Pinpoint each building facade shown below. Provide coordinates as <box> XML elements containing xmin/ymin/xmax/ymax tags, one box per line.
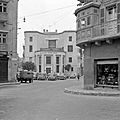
<box><xmin>0</xmin><ymin>0</ymin><xmax>18</xmax><ymax>82</ymax></box>
<box><xmin>24</xmin><ymin>30</ymin><xmax>80</xmax><ymax>75</ymax></box>
<box><xmin>75</xmin><ymin>0</ymin><xmax>120</xmax><ymax>89</ymax></box>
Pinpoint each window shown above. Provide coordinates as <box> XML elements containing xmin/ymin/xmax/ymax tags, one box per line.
<box><xmin>39</xmin><ymin>56</ymin><xmax>41</xmax><ymax>64</ymax></box>
<box><xmin>69</xmin><ymin>57</ymin><xmax>72</xmax><ymax>63</ymax></box>
<box><xmin>29</xmin><ymin>37</ymin><xmax>33</xmax><ymax>42</ymax></box>
<box><xmin>56</xmin><ymin>65</ymin><xmax>59</xmax><ymax>73</ymax></box>
<box><xmin>77</xmin><ymin>20</ymin><xmax>81</xmax><ymax>28</ymax></box>
<box><xmin>81</xmin><ymin>31</ymin><xmax>85</xmax><ymax>38</ymax></box>
<box><xmin>68</xmin><ymin>45</ymin><xmax>73</xmax><ymax>52</ymax></box>
<box><xmin>71</xmin><ymin>67</ymin><xmax>73</xmax><ymax>71</ymax></box>
<box><xmin>46</xmin><ymin>56</ymin><xmax>51</xmax><ymax>65</ymax></box>
<box><xmin>100</xmin><ymin>8</ymin><xmax>105</xmax><ymax>25</ymax></box>
<box><xmin>29</xmin><ymin>45</ymin><xmax>33</xmax><ymax>52</ymax></box>
<box><xmin>29</xmin><ymin>57</ymin><xmax>32</xmax><ymax>62</ymax></box>
<box><xmin>0</xmin><ymin>2</ymin><xmax>7</xmax><ymax>12</ymax></box>
<box><xmin>117</xmin><ymin>3</ymin><xmax>120</xmax><ymax>22</ymax></box>
<box><xmin>39</xmin><ymin>65</ymin><xmax>41</xmax><ymax>72</ymax></box>
<box><xmin>69</xmin><ymin>36</ymin><xmax>72</xmax><ymax>41</ymax></box>
<box><xmin>48</xmin><ymin>40</ymin><xmax>56</xmax><ymax>48</ymax></box>
<box><xmin>81</xmin><ymin>18</ymin><xmax>86</xmax><ymax>28</ymax></box>
<box><xmin>87</xmin><ymin>16</ymin><xmax>91</xmax><ymax>25</ymax></box>
<box><xmin>0</xmin><ymin>33</ymin><xmax>7</xmax><ymax>44</ymax></box>
<box><xmin>56</xmin><ymin>56</ymin><xmax>59</xmax><ymax>64</ymax></box>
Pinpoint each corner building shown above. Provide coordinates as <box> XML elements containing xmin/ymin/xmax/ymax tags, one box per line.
<box><xmin>0</xmin><ymin>0</ymin><xmax>18</xmax><ymax>82</ymax></box>
<box><xmin>24</xmin><ymin>30</ymin><xmax>80</xmax><ymax>75</ymax></box>
<box><xmin>75</xmin><ymin>0</ymin><xmax>120</xmax><ymax>89</ymax></box>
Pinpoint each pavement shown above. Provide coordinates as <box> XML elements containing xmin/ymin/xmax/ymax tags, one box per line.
<box><xmin>64</xmin><ymin>76</ymin><xmax>120</xmax><ymax>97</ymax></box>
<box><xmin>0</xmin><ymin>81</ymin><xmax>20</xmax><ymax>87</ymax></box>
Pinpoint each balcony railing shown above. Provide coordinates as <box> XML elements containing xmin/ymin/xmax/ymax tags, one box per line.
<box><xmin>0</xmin><ymin>12</ymin><xmax>8</xmax><ymax>22</ymax></box>
<box><xmin>0</xmin><ymin>44</ymin><xmax>8</xmax><ymax>51</ymax></box>
<box><xmin>76</xmin><ymin>19</ymin><xmax>120</xmax><ymax>44</ymax></box>
<box><xmin>39</xmin><ymin>47</ymin><xmax>65</xmax><ymax>52</ymax></box>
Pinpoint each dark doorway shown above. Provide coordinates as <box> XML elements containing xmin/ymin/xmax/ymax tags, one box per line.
<box><xmin>0</xmin><ymin>57</ymin><xmax>8</xmax><ymax>83</ymax></box>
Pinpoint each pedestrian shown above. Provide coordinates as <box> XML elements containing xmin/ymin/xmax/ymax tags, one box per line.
<box><xmin>77</xmin><ymin>73</ymin><xmax>80</xmax><ymax>80</ymax></box>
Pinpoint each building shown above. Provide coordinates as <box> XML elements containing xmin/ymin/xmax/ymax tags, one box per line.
<box><xmin>23</xmin><ymin>30</ymin><xmax>80</xmax><ymax>75</ymax></box>
<box><xmin>75</xmin><ymin>0</ymin><xmax>120</xmax><ymax>89</ymax></box>
<box><xmin>0</xmin><ymin>0</ymin><xmax>18</xmax><ymax>82</ymax></box>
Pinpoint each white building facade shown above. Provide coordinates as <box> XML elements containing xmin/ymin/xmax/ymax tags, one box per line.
<box><xmin>24</xmin><ymin>30</ymin><xmax>80</xmax><ymax>75</ymax></box>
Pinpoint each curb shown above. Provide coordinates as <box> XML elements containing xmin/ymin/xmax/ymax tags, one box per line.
<box><xmin>64</xmin><ymin>88</ymin><xmax>120</xmax><ymax>97</ymax></box>
<box><xmin>0</xmin><ymin>82</ymin><xmax>21</xmax><ymax>87</ymax></box>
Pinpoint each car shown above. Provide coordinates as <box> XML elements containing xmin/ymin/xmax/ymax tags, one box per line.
<box><xmin>47</xmin><ymin>73</ymin><xmax>57</xmax><ymax>81</ymax></box>
<box><xmin>37</xmin><ymin>73</ymin><xmax>47</xmax><ymax>80</ymax></box>
<box><xmin>69</xmin><ymin>74</ymin><xmax>76</xmax><ymax>79</ymax></box>
<box><xmin>56</xmin><ymin>73</ymin><xmax>66</xmax><ymax>80</ymax></box>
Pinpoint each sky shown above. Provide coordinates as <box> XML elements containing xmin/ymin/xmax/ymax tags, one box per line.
<box><xmin>18</xmin><ymin>0</ymin><xmax>79</xmax><ymax>57</ymax></box>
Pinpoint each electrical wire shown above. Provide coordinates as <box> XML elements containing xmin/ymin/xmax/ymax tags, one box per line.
<box><xmin>19</xmin><ymin>4</ymin><xmax>77</xmax><ymax>19</ymax></box>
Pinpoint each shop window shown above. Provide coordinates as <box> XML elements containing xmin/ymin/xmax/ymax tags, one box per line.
<box><xmin>96</xmin><ymin>61</ymin><xmax>118</xmax><ymax>87</ymax></box>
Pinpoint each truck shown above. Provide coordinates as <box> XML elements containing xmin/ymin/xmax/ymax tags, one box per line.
<box><xmin>17</xmin><ymin>70</ymin><xmax>33</xmax><ymax>83</ymax></box>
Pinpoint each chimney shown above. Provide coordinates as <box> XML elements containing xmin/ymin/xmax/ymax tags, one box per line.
<box><xmin>55</xmin><ymin>29</ymin><xmax>57</xmax><ymax>32</ymax></box>
<box><xmin>46</xmin><ymin>30</ymin><xmax>48</xmax><ymax>32</ymax></box>
<box><xmin>43</xmin><ymin>29</ymin><xmax>45</xmax><ymax>32</ymax></box>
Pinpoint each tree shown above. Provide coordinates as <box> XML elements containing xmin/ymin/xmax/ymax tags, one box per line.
<box><xmin>64</xmin><ymin>64</ymin><xmax>71</xmax><ymax>71</ymax></box>
<box><xmin>22</xmin><ymin>61</ymin><xmax>36</xmax><ymax>71</ymax></box>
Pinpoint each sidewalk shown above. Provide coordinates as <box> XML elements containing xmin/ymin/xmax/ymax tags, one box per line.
<box><xmin>0</xmin><ymin>81</ymin><xmax>20</xmax><ymax>87</ymax></box>
<box><xmin>64</xmin><ymin>76</ymin><xmax>120</xmax><ymax>97</ymax></box>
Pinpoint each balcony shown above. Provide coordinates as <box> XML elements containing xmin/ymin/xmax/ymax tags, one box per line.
<box><xmin>0</xmin><ymin>44</ymin><xmax>8</xmax><ymax>51</ymax></box>
<box><xmin>39</xmin><ymin>48</ymin><xmax>65</xmax><ymax>52</ymax></box>
<box><xmin>76</xmin><ymin>19</ymin><xmax>120</xmax><ymax>45</ymax></box>
<box><xmin>0</xmin><ymin>12</ymin><xmax>8</xmax><ymax>22</ymax></box>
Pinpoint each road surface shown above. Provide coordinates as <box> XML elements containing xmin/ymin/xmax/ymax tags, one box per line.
<box><xmin>0</xmin><ymin>79</ymin><xmax>120</xmax><ymax>120</ymax></box>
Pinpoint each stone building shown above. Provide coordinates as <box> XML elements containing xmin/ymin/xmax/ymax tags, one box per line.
<box><xmin>0</xmin><ymin>0</ymin><xmax>18</xmax><ymax>82</ymax></box>
<box><xmin>23</xmin><ymin>30</ymin><xmax>80</xmax><ymax>75</ymax></box>
<box><xmin>75</xmin><ymin>0</ymin><xmax>120</xmax><ymax>89</ymax></box>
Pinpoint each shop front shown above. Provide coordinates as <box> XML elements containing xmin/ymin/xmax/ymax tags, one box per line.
<box><xmin>95</xmin><ymin>59</ymin><xmax>118</xmax><ymax>88</ymax></box>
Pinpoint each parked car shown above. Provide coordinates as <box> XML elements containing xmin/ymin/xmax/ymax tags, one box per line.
<box><xmin>69</xmin><ymin>74</ymin><xmax>76</xmax><ymax>79</ymax></box>
<box><xmin>56</xmin><ymin>73</ymin><xmax>66</xmax><ymax>80</ymax></box>
<box><xmin>48</xmin><ymin>73</ymin><xmax>57</xmax><ymax>81</ymax></box>
<box><xmin>37</xmin><ymin>73</ymin><xmax>47</xmax><ymax>80</ymax></box>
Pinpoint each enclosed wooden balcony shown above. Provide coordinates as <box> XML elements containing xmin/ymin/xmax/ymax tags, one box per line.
<box><xmin>0</xmin><ymin>12</ymin><xmax>8</xmax><ymax>22</ymax></box>
<box><xmin>0</xmin><ymin>44</ymin><xmax>8</xmax><ymax>51</ymax></box>
<box><xmin>76</xmin><ymin>19</ymin><xmax>120</xmax><ymax>45</ymax></box>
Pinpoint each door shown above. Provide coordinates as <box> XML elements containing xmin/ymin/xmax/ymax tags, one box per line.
<box><xmin>0</xmin><ymin>57</ymin><xmax>8</xmax><ymax>83</ymax></box>
<box><xmin>46</xmin><ymin>68</ymin><xmax>51</xmax><ymax>74</ymax></box>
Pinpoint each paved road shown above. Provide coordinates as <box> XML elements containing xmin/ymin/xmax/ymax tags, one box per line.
<box><xmin>0</xmin><ymin>79</ymin><xmax>120</xmax><ymax>120</ymax></box>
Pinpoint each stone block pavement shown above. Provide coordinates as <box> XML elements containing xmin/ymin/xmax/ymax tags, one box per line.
<box><xmin>64</xmin><ymin>76</ymin><xmax>120</xmax><ymax>97</ymax></box>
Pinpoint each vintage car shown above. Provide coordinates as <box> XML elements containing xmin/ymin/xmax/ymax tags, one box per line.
<box><xmin>37</xmin><ymin>73</ymin><xmax>47</xmax><ymax>80</ymax></box>
<box><xmin>56</xmin><ymin>73</ymin><xmax>66</xmax><ymax>80</ymax></box>
<box><xmin>47</xmin><ymin>73</ymin><xmax>57</xmax><ymax>81</ymax></box>
<box><xmin>17</xmin><ymin>70</ymin><xmax>33</xmax><ymax>83</ymax></box>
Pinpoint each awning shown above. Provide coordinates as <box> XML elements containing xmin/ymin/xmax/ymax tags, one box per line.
<box><xmin>97</xmin><ymin>60</ymin><xmax>118</xmax><ymax>65</ymax></box>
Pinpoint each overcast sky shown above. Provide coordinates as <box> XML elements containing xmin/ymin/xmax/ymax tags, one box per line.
<box><xmin>18</xmin><ymin>0</ymin><xmax>78</xmax><ymax>57</ymax></box>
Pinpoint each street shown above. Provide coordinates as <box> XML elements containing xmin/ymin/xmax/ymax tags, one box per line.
<box><xmin>0</xmin><ymin>79</ymin><xmax>120</xmax><ymax>120</ymax></box>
